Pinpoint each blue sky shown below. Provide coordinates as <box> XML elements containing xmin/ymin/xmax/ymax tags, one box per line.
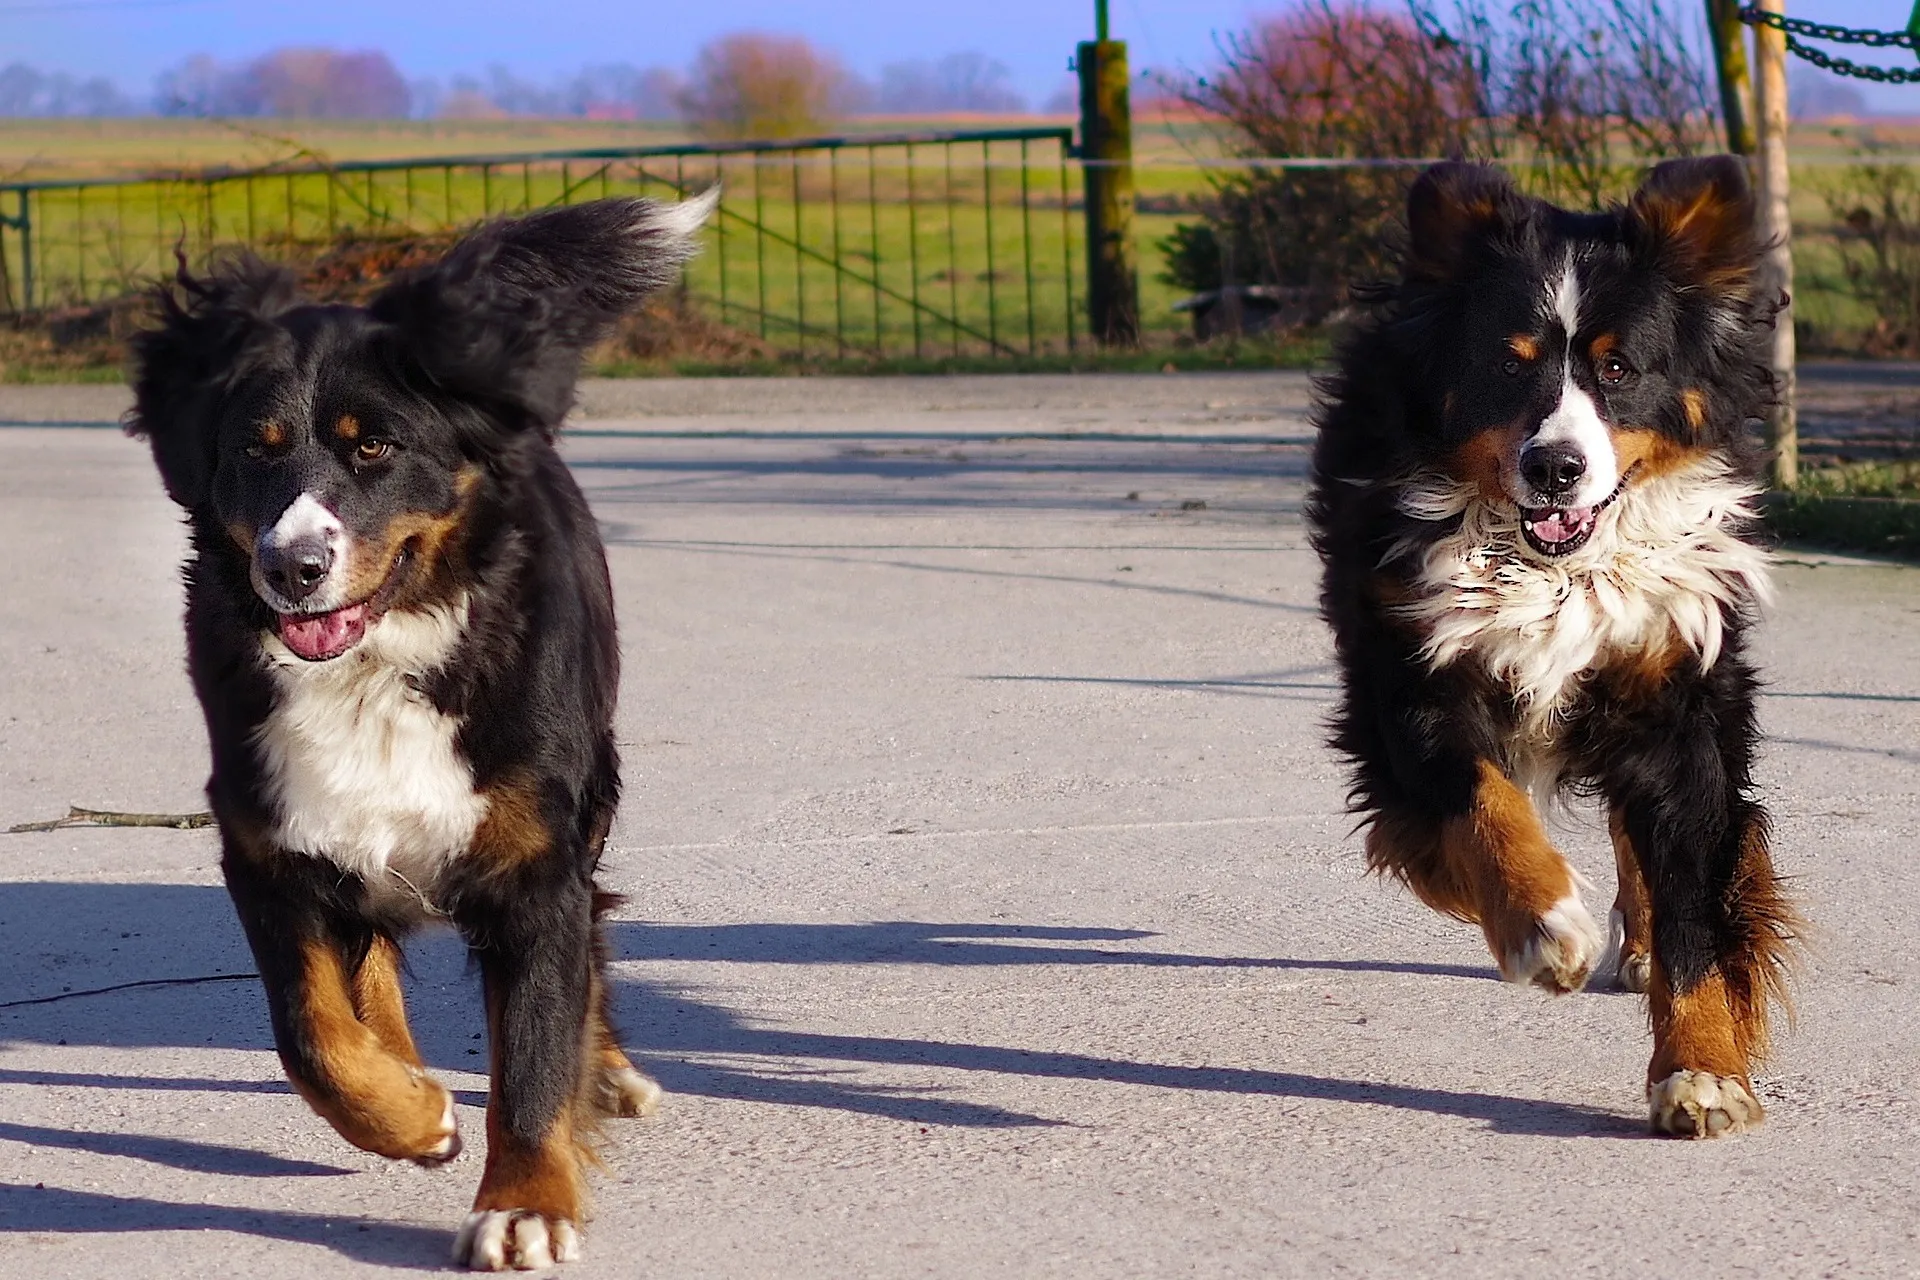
<box><xmin>6</xmin><ymin>0</ymin><xmax>1920</xmax><ymax>111</ymax></box>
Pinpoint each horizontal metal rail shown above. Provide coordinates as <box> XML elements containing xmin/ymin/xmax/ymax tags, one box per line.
<box><xmin>0</xmin><ymin>128</ymin><xmax>1082</xmax><ymax>364</ymax></box>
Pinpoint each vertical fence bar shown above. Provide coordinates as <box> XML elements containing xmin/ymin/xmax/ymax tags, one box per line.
<box><xmin>716</xmin><ymin>157</ymin><xmax>729</xmax><ymax>326</ymax></box>
<box><xmin>113</xmin><ymin>182</ymin><xmax>127</xmax><ymax>292</ymax></box>
<box><xmin>866</xmin><ymin>146</ymin><xmax>881</xmax><ymax>356</ymax></box>
<box><xmin>482</xmin><ymin>165</ymin><xmax>493</xmax><ymax>218</ymax></box>
<box><xmin>945</xmin><ymin>142</ymin><xmax>959</xmax><ymax>357</ymax></box>
<box><xmin>75</xmin><ymin>186</ymin><xmax>88</xmax><ymax>302</ymax></box>
<box><xmin>365</xmin><ymin>170</ymin><xmax>376</xmax><ymax>228</ymax></box>
<box><xmin>829</xmin><ymin>148</ymin><xmax>845</xmax><ymax>360</ymax></box>
<box><xmin>522</xmin><ymin>161</ymin><xmax>532</xmax><ymax>212</ymax></box>
<box><xmin>791</xmin><ymin>148</ymin><xmax>805</xmax><ymax>360</ymax></box>
<box><xmin>752</xmin><ymin>153</ymin><xmax>767</xmax><ymax>341</ymax></box>
<box><xmin>906</xmin><ymin>142</ymin><xmax>922</xmax><ymax>360</ymax></box>
<box><xmin>982</xmin><ymin>140</ymin><xmax>998</xmax><ymax>354</ymax></box>
<box><xmin>18</xmin><ymin>189</ymin><xmax>32</xmax><ymax>311</ymax></box>
<box><xmin>1059</xmin><ymin>142</ymin><xmax>1076</xmax><ymax>356</ymax></box>
<box><xmin>443</xmin><ymin>165</ymin><xmax>454</xmax><ymax>227</ymax></box>
<box><xmin>1020</xmin><ymin>137</ymin><xmax>1036</xmax><ymax>356</ymax></box>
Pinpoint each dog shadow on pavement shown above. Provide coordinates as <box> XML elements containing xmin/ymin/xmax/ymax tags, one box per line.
<box><xmin>0</xmin><ymin>881</ymin><xmax>1632</xmax><ymax>1265</ymax></box>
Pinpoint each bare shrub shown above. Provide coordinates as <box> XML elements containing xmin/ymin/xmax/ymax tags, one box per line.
<box><xmin>1159</xmin><ymin>3</ymin><xmax>1481</xmax><ymax>317</ymax></box>
<box><xmin>1414</xmin><ymin>0</ymin><xmax>1718</xmax><ymax>208</ymax></box>
<box><xmin>1163</xmin><ymin>0</ymin><xmax>1717</xmax><ymax>322</ymax></box>
<box><xmin>678</xmin><ymin>33</ymin><xmax>855</xmax><ymax>140</ymax></box>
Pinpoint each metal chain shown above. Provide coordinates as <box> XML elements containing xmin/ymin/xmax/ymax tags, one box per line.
<box><xmin>1738</xmin><ymin>6</ymin><xmax>1920</xmax><ymax>84</ymax></box>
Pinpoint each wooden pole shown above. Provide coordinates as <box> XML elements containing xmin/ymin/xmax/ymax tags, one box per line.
<box><xmin>1752</xmin><ymin>0</ymin><xmax>1797</xmax><ymax>489</ymax></box>
<box><xmin>1705</xmin><ymin>0</ymin><xmax>1757</xmax><ymax>154</ymax></box>
<box><xmin>1078</xmin><ymin>37</ymin><xmax>1139</xmax><ymax>346</ymax></box>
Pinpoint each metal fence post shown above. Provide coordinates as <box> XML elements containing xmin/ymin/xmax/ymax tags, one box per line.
<box><xmin>18</xmin><ymin>189</ymin><xmax>32</xmax><ymax>312</ymax></box>
<box><xmin>1076</xmin><ymin>27</ymin><xmax>1139</xmax><ymax>346</ymax></box>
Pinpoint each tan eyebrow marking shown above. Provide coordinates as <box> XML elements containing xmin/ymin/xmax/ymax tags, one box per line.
<box><xmin>1506</xmin><ymin>335</ymin><xmax>1541</xmax><ymax>361</ymax></box>
<box><xmin>1589</xmin><ymin>333</ymin><xmax>1618</xmax><ymax>360</ymax></box>
<box><xmin>334</xmin><ymin>414</ymin><xmax>361</xmax><ymax>441</ymax></box>
<box><xmin>258</xmin><ymin>420</ymin><xmax>286</xmax><ymax>448</ymax></box>
<box><xmin>1681</xmin><ymin>388</ymin><xmax>1708</xmax><ymax>431</ymax></box>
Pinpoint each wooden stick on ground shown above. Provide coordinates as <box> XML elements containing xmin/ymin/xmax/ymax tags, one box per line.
<box><xmin>6</xmin><ymin>806</ymin><xmax>214</xmax><ymax>834</ymax></box>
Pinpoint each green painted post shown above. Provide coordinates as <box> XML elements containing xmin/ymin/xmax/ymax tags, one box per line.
<box><xmin>1077</xmin><ymin>30</ymin><xmax>1138</xmax><ymax>346</ymax></box>
<box><xmin>1704</xmin><ymin>0</ymin><xmax>1756</xmax><ymax>154</ymax></box>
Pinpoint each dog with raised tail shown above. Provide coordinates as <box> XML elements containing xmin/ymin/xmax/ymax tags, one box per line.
<box><xmin>128</xmin><ymin>190</ymin><xmax>715</xmax><ymax>1269</ymax></box>
<box><xmin>1308</xmin><ymin>157</ymin><xmax>1800</xmax><ymax>1138</ymax></box>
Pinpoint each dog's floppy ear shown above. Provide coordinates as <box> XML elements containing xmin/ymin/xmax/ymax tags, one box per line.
<box><xmin>370</xmin><ymin>190</ymin><xmax>718</xmax><ymax>432</ymax></box>
<box><xmin>1404</xmin><ymin>162</ymin><xmax>1518</xmax><ymax>283</ymax></box>
<box><xmin>1629</xmin><ymin>155</ymin><xmax>1761</xmax><ymax>295</ymax></box>
<box><xmin>125</xmin><ymin>255</ymin><xmax>295</xmax><ymax>509</ymax></box>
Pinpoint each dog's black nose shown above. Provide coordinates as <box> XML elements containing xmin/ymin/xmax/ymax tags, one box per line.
<box><xmin>1521</xmin><ymin>443</ymin><xmax>1587</xmax><ymax>497</ymax></box>
<box><xmin>260</xmin><ymin>537</ymin><xmax>334</xmax><ymax>604</ymax></box>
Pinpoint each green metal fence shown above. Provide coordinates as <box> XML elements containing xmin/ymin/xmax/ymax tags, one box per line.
<box><xmin>0</xmin><ymin>126</ymin><xmax>1082</xmax><ymax>361</ymax></box>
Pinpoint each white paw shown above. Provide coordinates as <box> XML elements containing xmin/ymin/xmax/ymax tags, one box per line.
<box><xmin>1498</xmin><ymin>893</ymin><xmax>1603</xmax><ymax>993</ymax></box>
<box><xmin>602</xmin><ymin>1065</ymin><xmax>664</xmax><ymax>1118</ymax></box>
<box><xmin>453</xmin><ymin>1210</ymin><xmax>580</xmax><ymax>1271</ymax></box>
<box><xmin>1649</xmin><ymin>1069</ymin><xmax>1762</xmax><ymax>1138</ymax></box>
<box><xmin>1607</xmin><ymin>908</ymin><xmax>1651</xmax><ymax>993</ymax></box>
<box><xmin>414</xmin><ymin>1085</ymin><xmax>462</xmax><ymax>1166</ymax></box>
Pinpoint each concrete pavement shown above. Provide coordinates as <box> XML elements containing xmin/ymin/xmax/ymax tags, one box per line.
<box><xmin>2</xmin><ymin>372</ymin><xmax>1918</xmax><ymax>1278</ymax></box>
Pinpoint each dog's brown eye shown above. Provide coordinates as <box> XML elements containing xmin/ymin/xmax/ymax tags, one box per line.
<box><xmin>1598</xmin><ymin>355</ymin><xmax>1630</xmax><ymax>384</ymax></box>
<box><xmin>355</xmin><ymin>439</ymin><xmax>394</xmax><ymax>463</ymax></box>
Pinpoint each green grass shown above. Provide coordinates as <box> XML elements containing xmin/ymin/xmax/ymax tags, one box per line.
<box><xmin>0</xmin><ymin>114</ymin><xmax>1906</xmax><ymax>368</ymax></box>
<box><xmin>1767</xmin><ymin>491</ymin><xmax>1920</xmax><ymax>561</ymax></box>
<box><xmin>590</xmin><ymin>330</ymin><xmax>1328</xmax><ymax>378</ymax></box>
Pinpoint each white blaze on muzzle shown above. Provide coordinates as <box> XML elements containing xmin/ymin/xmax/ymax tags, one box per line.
<box><xmin>252</xmin><ymin>492</ymin><xmax>349</xmax><ymax>614</ymax></box>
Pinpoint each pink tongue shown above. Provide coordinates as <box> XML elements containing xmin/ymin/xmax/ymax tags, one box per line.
<box><xmin>278</xmin><ymin>604</ymin><xmax>369</xmax><ymax>661</ymax></box>
<box><xmin>1529</xmin><ymin>507</ymin><xmax>1592</xmax><ymax>543</ymax></box>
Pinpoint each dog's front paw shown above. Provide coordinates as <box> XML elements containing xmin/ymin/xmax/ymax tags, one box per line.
<box><xmin>412</xmin><ymin>1084</ymin><xmax>462</xmax><ymax>1166</ymax></box>
<box><xmin>1495</xmin><ymin>893</ymin><xmax>1603</xmax><ymax>993</ymax></box>
<box><xmin>1649</xmin><ymin>1069</ymin><xmax>1762</xmax><ymax>1138</ymax></box>
<box><xmin>599</xmin><ymin>1065</ymin><xmax>663</xmax><ymax>1118</ymax></box>
<box><xmin>454</xmin><ymin>1209</ymin><xmax>580</xmax><ymax>1271</ymax></box>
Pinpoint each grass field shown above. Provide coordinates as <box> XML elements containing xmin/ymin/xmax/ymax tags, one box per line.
<box><xmin>0</xmin><ymin>114</ymin><xmax>1910</xmax><ymax>371</ymax></box>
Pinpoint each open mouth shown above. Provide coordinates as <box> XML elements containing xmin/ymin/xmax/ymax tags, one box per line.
<box><xmin>1518</xmin><ymin>467</ymin><xmax>1638</xmax><ymax>559</ymax></box>
<box><xmin>277</xmin><ymin>601</ymin><xmax>376</xmax><ymax>661</ymax></box>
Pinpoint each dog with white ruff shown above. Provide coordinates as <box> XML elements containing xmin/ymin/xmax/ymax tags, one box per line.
<box><xmin>128</xmin><ymin>191</ymin><xmax>715</xmax><ymax>1269</ymax></box>
<box><xmin>1308</xmin><ymin>157</ymin><xmax>1799</xmax><ymax>1138</ymax></box>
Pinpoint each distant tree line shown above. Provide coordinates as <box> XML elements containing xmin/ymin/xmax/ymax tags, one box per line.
<box><xmin>0</xmin><ymin>35</ymin><xmax>1043</xmax><ymax>131</ymax></box>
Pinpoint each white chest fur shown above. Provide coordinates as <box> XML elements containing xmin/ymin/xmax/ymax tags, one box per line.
<box><xmin>1392</xmin><ymin>460</ymin><xmax>1772</xmax><ymax>733</ymax></box>
<box><xmin>253</xmin><ymin>599</ymin><xmax>487</xmax><ymax>887</ymax></box>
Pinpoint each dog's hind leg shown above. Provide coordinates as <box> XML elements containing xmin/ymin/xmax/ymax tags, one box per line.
<box><xmin>1608</xmin><ymin>809</ymin><xmax>1654</xmax><ymax>993</ymax></box>
<box><xmin>586</xmin><ymin>911</ymin><xmax>661</xmax><ymax>1119</ymax></box>
<box><xmin>352</xmin><ymin>934</ymin><xmax>426</xmax><ymax>1067</ymax></box>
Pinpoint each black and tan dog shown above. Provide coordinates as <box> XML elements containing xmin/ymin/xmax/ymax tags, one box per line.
<box><xmin>128</xmin><ymin>192</ymin><xmax>714</xmax><ymax>1268</ymax></box>
<box><xmin>1309</xmin><ymin>157</ymin><xmax>1799</xmax><ymax>1137</ymax></box>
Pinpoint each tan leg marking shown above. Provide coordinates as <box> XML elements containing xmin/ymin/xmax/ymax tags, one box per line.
<box><xmin>1442</xmin><ymin>762</ymin><xmax>1601</xmax><ymax>992</ymax></box>
<box><xmin>1608</xmin><ymin>811</ymin><xmax>1653</xmax><ymax>994</ymax></box>
<box><xmin>287</xmin><ymin>938</ymin><xmax>459</xmax><ymax>1164</ymax></box>
<box><xmin>1647</xmin><ymin>965</ymin><xmax>1762</xmax><ymax>1138</ymax></box>
<box><xmin>351</xmin><ymin>935</ymin><xmax>424</xmax><ymax>1068</ymax></box>
<box><xmin>589</xmin><ymin>982</ymin><xmax>661</xmax><ymax>1119</ymax></box>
